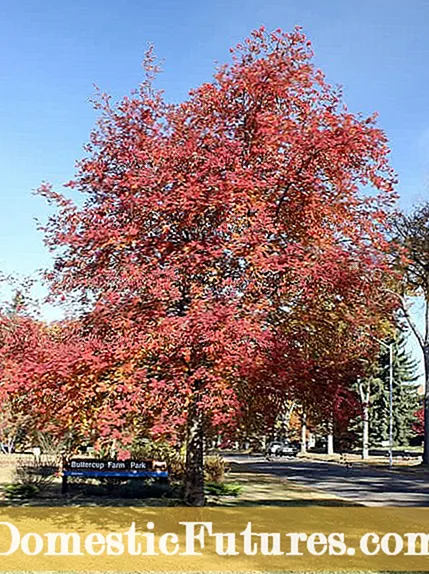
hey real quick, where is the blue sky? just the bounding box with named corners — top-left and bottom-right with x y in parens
top-left (0, 0), bottom-right (428, 375)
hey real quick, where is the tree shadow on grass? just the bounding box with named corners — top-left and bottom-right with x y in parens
top-left (209, 498), bottom-right (364, 507)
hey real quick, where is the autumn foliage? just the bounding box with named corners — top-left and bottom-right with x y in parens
top-left (413, 408), bottom-right (424, 438)
top-left (0, 27), bottom-right (398, 504)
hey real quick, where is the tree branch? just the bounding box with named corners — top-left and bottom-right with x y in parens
top-left (425, 296), bottom-right (429, 346)
top-left (387, 288), bottom-right (425, 349)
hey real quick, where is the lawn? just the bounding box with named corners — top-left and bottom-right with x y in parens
top-left (212, 464), bottom-right (361, 507)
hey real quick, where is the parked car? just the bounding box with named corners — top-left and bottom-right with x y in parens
top-left (265, 440), bottom-right (299, 458)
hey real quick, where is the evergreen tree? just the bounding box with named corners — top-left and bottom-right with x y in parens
top-left (368, 330), bottom-right (420, 447)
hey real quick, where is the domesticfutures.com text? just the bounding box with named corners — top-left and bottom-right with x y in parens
top-left (0, 520), bottom-right (428, 558)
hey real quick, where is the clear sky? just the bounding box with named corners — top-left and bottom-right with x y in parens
top-left (0, 0), bottom-right (428, 374)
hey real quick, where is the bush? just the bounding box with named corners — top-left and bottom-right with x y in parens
top-left (205, 481), bottom-right (242, 497)
top-left (166, 454), bottom-right (186, 482)
top-left (131, 439), bottom-right (185, 481)
top-left (13, 457), bottom-right (58, 492)
top-left (34, 431), bottom-right (70, 460)
top-left (204, 454), bottom-right (229, 483)
top-left (5, 483), bottom-right (39, 500)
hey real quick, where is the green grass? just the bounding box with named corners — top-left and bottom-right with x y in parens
top-left (205, 481), bottom-right (242, 497)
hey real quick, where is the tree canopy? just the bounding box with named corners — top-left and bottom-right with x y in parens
top-left (0, 27), bottom-right (400, 504)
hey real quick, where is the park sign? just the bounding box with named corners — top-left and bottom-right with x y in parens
top-left (63, 458), bottom-right (168, 478)
top-left (61, 458), bottom-right (168, 493)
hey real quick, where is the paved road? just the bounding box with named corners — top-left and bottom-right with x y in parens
top-left (226, 455), bottom-right (429, 506)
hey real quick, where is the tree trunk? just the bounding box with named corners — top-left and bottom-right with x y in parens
top-left (184, 394), bottom-right (205, 506)
top-left (423, 346), bottom-right (429, 466)
top-left (362, 402), bottom-right (369, 460)
top-left (327, 432), bottom-right (334, 455)
top-left (399, 295), bottom-right (428, 466)
top-left (301, 411), bottom-right (307, 454)
top-left (359, 380), bottom-right (370, 460)
top-left (327, 413), bottom-right (335, 455)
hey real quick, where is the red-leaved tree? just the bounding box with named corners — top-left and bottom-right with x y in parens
top-left (38, 27), bottom-right (397, 504)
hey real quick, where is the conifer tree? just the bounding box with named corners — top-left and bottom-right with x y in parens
top-left (369, 330), bottom-right (420, 447)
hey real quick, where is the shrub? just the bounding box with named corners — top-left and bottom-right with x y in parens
top-left (13, 456), bottom-right (58, 492)
top-left (5, 483), bottom-right (39, 500)
top-left (205, 482), bottom-right (242, 497)
top-left (131, 439), bottom-right (185, 481)
top-left (34, 430), bottom-right (83, 460)
top-left (166, 454), bottom-right (186, 482)
top-left (204, 454), bottom-right (229, 483)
